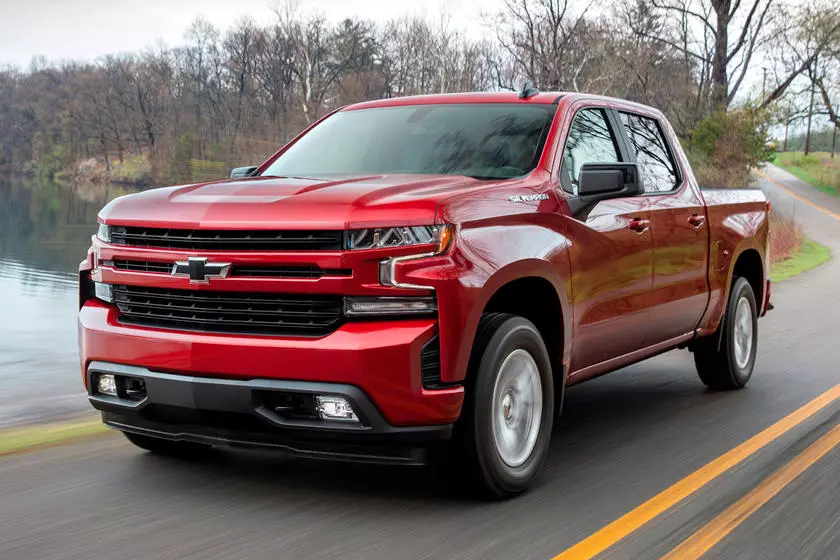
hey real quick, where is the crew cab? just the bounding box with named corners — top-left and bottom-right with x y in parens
top-left (78, 91), bottom-right (770, 498)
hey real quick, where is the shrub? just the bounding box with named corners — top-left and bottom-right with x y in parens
top-left (68, 157), bottom-right (108, 183)
top-left (30, 139), bottom-right (69, 180)
top-left (793, 154), bottom-right (821, 167)
top-left (108, 154), bottom-right (153, 186)
top-left (688, 108), bottom-right (773, 188)
top-left (171, 133), bottom-right (196, 183)
top-left (769, 211), bottom-right (802, 263)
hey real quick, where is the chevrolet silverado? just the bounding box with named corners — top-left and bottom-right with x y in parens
top-left (78, 90), bottom-right (771, 498)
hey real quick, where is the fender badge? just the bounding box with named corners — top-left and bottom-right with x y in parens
top-left (509, 194), bottom-right (549, 203)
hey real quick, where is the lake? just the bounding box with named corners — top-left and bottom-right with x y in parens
top-left (0, 178), bottom-right (139, 426)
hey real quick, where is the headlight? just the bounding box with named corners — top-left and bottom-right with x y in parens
top-left (345, 225), bottom-right (452, 252)
top-left (96, 223), bottom-right (111, 243)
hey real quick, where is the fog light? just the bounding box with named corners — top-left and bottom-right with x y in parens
top-left (94, 282), bottom-right (113, 303)
top-left (97, 374), bottom-right (118, 397)
top-left (315, 396), bottom-right (359, 422)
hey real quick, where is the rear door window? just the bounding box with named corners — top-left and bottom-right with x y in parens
top-left (619, 112), bottom-right (679, 193)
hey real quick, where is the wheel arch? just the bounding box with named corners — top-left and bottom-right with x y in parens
top-left (731, 248), bottom-right (764, 306)
top-left (456, 261), bottom-right (571, 410)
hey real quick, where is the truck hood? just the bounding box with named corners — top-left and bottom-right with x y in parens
top-left (99, 174), bottom-right (487, 229)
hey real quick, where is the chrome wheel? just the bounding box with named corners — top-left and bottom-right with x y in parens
top-left (491, 348), bottom-right (543, 468)
top-left (733, 296), bottom-right (753, 369)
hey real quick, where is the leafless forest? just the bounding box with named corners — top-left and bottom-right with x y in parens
top-left (1, 0), bottom-right (839, 186)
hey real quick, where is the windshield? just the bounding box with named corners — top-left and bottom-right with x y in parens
top-left (261, 103), bottom-right (557, 180)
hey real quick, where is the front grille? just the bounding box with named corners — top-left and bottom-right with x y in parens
top-left (110, 260), bottom-right (351, 279)
top-left (111, 259), bottom-right (172, 273)
top-left (110, 226), bottom-right (343, 251)
top-left (114, 285), bottom-right (343, 336)
top-left (233, 266), bottom-right (351, 278)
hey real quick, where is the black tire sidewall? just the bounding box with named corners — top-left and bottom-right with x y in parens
top-left (471, 317), bottom-right (554, 496)
top-left (724, 277), bottom-right (758, 386)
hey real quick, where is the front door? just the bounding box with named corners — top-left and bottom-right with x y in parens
top-left (560, 107), bottom-right (653, 372)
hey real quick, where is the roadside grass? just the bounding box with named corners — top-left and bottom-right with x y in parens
top-left (0, 416), bottom-right (111, 456)
top-left (770, 237), bottom-right (831, 282)
top-left (772, 152), bottom-right (840, 197)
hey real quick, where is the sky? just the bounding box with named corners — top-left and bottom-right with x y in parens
top-left (0, 0), bottom-right (496, 68)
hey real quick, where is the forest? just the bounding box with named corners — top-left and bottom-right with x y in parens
top-left (1, 0), bottom-right (840, 187)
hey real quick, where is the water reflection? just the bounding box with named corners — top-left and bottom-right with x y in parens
top-left (0, 177), bottom-right (140, 426)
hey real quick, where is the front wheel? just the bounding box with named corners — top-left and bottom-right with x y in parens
top-left (450, 313), bottom-right (555, 499)
top-left (693, 277), bottom-right (758, 390)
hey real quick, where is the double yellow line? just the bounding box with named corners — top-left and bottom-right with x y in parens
top-left (553, 384), bottom-right (840, 560)
top-left (663, 422), bottom-right (840, 559)
top-left (754, 167), bottom-right (840, 222)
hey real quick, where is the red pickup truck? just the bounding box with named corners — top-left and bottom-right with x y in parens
top-left (79, 91), bottom-right (770, 498)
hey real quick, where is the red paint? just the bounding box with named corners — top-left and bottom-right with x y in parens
top-left (79, 92), bottom-right (769, 430)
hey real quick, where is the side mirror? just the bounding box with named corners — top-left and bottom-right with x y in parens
top-left (231, 166), bottom-right (258, 179)
top-left (568, 163), bottom-right (644, 214)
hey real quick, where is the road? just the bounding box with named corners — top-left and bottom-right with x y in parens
top-left (2, 165), bottom-right (839, 560)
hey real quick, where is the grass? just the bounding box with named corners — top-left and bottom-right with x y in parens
top-left (0, 416), bottom-right (111, 456)
top-left (772, 152), bottom-right (840, 197)
top-left (770, 237), bottom-right (832, 282)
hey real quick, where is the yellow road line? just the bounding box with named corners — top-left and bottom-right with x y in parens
top-left (552, 383), bottom-right (840, 560)
top-left (661, 423), bottom-right (840, 560)
top-left (755, 168), bottom-right (840, 222)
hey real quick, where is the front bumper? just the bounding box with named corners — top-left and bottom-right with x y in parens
top-left (79, 300), bottom-right (464, 428)
top-left (88, 362), bottom-right (451, 465)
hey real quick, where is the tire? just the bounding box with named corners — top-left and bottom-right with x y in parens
top-left (449, 313), bottom-right (554, 499)
top-left (693, 277), bottom-right (758, 390)
top-left (122, 432), bottom-right (211, 457)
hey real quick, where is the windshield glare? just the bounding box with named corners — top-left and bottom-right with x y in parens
top-left (261, 103), bottom-right (556, 180)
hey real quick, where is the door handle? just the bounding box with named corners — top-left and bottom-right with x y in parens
top-left (629, 218), bottom-right (650, 233)
top-left (688, 214), bottom-right (706, 228)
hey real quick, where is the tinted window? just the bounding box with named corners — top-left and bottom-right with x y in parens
top-left (619, 112), bottom-right (678, 193)
top-left (262, 104), bottom-right (556, 180)
top-left (561, 109), bottom-right (620, 194)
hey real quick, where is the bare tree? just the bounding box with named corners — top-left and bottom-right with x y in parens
top-left (629, 0), bottom-right (775, 111)
top-left (493, 0), bottom-right (595, 90)
top-left (762, 4), bottom-right (840, 108)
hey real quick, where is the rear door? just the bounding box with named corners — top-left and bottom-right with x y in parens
top-left (560, 107), bottom-right (653, 372)
top-left (615, 110), bottom-right (709, 346)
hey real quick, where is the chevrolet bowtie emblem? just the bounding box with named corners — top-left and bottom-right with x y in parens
top-left (171, 257), bottom-right (231, 283)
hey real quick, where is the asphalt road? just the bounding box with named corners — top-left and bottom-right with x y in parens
top-left (2, 165), bottom-right (839, 560)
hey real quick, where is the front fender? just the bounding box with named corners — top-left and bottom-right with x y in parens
top-left (402, 219), bottom-right (572, 385)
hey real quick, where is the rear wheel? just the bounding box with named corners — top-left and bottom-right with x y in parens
top-left (450, 313), bottom-right (554, 499)
top-left (693, 277), bottom-right (758, 390)
top-left (122, 432), bottom-right (211, 457)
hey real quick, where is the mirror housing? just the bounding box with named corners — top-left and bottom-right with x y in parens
top-left (568, 163), bottom-right (644, 214)
top-left (231, 166), bottom-right (258, 179)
